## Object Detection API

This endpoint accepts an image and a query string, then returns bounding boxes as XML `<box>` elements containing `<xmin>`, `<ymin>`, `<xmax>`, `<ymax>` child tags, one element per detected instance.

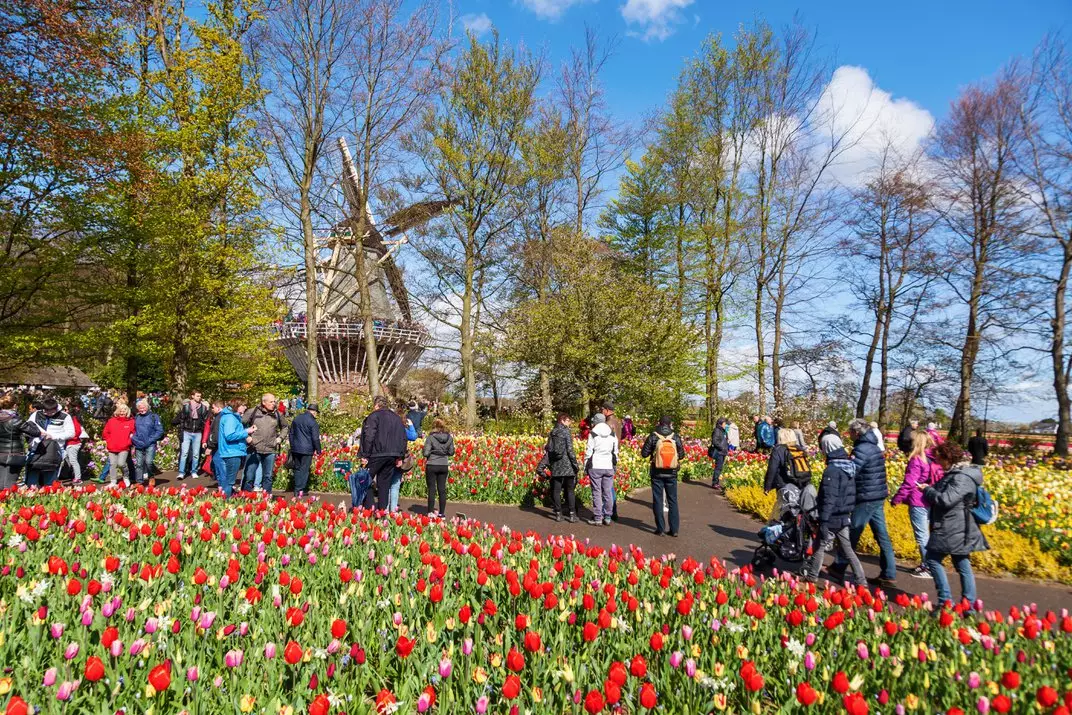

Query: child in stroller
<box><xmin>752</xmin><ymin>482</ymin><xmax>819</xmax><ymax>569</ymax></box>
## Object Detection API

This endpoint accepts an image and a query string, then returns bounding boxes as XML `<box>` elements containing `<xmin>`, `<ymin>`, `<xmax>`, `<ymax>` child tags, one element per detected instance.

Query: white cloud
<box><xmin>817</xmin><ymin>66</ymin><xmax>935</xmax><ymax>187</ymax></box>
<box><xmin>519</xmin><ymin>0</ymin><xmax>590</xmax><ymax>20</ymax></box>
<box><xmin>460</xmin><ymin>12</ymin><xmax>493</xmax><ymax>37</ymax></box>
<box><xmin>621</xmin><ymin>0</ymin><xmax>694</xmax><ymax>42</ymax></box>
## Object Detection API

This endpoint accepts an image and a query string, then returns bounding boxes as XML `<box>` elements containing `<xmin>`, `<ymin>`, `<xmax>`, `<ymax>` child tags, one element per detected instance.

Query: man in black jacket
<box><xmin>358</xmin><ymin>395</ymin><xmax>407</xmax><ymax>510</ymax></box>
<box><xmin>287</xmin><ymin>405</ymin><xmax>322</xmax><ymax>496</ymax></box>
<box><xmin>641</xmin><ymin>416</ymin><xmax>686</xmax><ymax>536</ymax></box>
<box><xmin>897</xmin><ymin>419</ymin><xmax>918</xmax><ymax>455</ymax></box>
<box><xmin>177</xmin><ymin>391</ymin><xmax>209</xmax><ymax>481</ymax></box>
<box><xmin>967</xmin><ymin>429</ymin><xmax>989</xmax><ymax>466</ymax></box>
<box><xmin>708</xmin><ymin>417</ymin><xmax>729</xmax><ymax>489</ymax></box>
<box><xmin>542</xmin><ymin>413</ymin><xmax>579</xmax><ymax>522</ymax></box>
<box><xmin>829</xmin><ymin>418</ymin><xmax>897</xmax><ymax>586</ymax></box>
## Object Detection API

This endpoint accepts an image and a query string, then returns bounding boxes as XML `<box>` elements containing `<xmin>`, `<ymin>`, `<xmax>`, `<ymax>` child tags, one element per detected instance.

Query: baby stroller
<box><xmin>751</xmin><ymin>483</ymin><xmax>819</xmax><ymax>570</ymax></box>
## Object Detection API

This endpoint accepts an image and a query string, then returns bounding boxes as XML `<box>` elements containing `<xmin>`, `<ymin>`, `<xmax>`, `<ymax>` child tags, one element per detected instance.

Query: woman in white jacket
<box><xmin>585</xmin><ymin>414</ymin><xmax>619</xmax><ymax>526</ymax></box>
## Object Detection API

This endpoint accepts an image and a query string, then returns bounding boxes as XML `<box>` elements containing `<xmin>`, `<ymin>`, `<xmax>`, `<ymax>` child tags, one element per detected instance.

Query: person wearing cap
<box><xmin>26</xmin><ymin>397</ymin><xmax>75</xmax><ymax>487</ymax></box>
<box><xmin>584</xmin><ymin>413</ymin><xmax>618</xmax><ymax>526</ymax></box>
<box><xmin>287</xmin><ymin>404</ymin><xmax>322</xmax><ymax>497</ymax></box>
<box><xmin>708</xmin><ymin>417</ymin><xmax>729</xmax><ymax>489</ymax></box>
<box><xmin>799</xmin><ymin>434</ymin><xmax>867</xmax><ymax>586</ymax></box>
<box><xmin>819</xmin><ymin>420</ymin><xmax>839</xmax><ymax>444</ymax></box>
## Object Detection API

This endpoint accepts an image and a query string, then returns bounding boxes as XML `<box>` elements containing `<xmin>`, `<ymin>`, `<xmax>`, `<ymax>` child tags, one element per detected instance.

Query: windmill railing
<box><xmin>272</xmin><ymin>320</ymin><xmax>429</xmax><ymax>345</ymax></box>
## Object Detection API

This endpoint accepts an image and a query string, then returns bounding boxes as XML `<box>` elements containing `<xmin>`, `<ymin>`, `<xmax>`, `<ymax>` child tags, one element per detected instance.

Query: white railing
<box><xmin>273</xmin><ymin>320</ymin><xmax>428</xmax><ymax>344</ymax></box>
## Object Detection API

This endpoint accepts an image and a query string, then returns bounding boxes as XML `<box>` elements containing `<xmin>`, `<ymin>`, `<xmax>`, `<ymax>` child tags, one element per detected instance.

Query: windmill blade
<box><xmin>383</xmin><ymin>199</ymin><xmax>456</xmax><ymax>236</ymax></box>
<box><xmin>380</xmin><ymin>253</ymin><xmax>413</xmax><ymax>323</ymax></box>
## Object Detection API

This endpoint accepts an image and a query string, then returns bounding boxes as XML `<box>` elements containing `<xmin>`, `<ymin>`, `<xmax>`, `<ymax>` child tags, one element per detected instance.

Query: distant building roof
<box><xmin>0</xmin><ymin>365</ymin><xmax>98</xmax><ymax>389</ymax></box>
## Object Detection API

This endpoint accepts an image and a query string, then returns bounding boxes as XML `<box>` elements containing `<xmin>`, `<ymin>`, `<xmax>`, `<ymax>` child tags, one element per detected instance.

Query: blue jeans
<box><xmin>349</xmin><ymin>467</ymin><xmax>370</xmax><ymax>509</ymax></box>
<box><xmin>218</xmin><ymin>456</ymin><xmax>241</xmax><ymax>497</ymax></box>
<box><xmin>134</xmin><ymin>445</ymin><xmax>156</xmax><ymax>485</ymax></box>
<box><xmin>179</xmin><ymin>432</ymin><xmax>202</xmax><ymax>476</ymax></box>
<box><xmin>388</xmin><ymin>469</ymin><xmax>402</xmax><ymax>511</ymax></box>
<box><xmin>834</xmin><ymin>499</ymin><xmax>897</xmax><ymax>580</ymax></box>
<box><xmin>711</xmin><ymin>452</ymin><xmax>726</xmax><ymax>485</ymax></box>
<box><xmin>908</xmin><ymin>506</ymin><xmax>930</xmax><ymax>563</ymax></box>
<box><xmin>925</xmin><ymin>548</ymin><xmax>976</xmax><ymax>605</ymax></box>
<box><xmin>651</xmin><ymin>475</ymin><xmax>679</xmax><ymax>534</ymax></box>
<box><xmin>25</xmin><ymin>468</ymin><xmax>58</xmax><ymax>488</ymax></box>
<box><xmin>243</xmin><ymin>453</ymin><xmax>276</xmax><ymax>493</ymax></box>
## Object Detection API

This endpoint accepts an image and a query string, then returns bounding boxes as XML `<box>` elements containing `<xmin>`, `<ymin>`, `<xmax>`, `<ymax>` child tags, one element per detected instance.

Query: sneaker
<box><xmin>653</xmin><ymin>530</ymin><xmax>664</xmax><ymax>537</ymax></box>
<box><xmin>911</xmin><ymin>565</ymin><xmax>931</xmax><ymax>579</ymax></box>
<box><xmin>867</xmin><ymin>576</ymin><xmax>897</xmax><ymax>589</ymax></box>
<box><xmin>668</xmin><ymin>531</ymin><xmax>679</xmax><ymax>538</ymax></box>
<box><xmin>568</xmin><ymin>515</ymin><xmax>578</xmax><ymax>523</ymax></box>
<box><xmin>603</xmin><ymin>519</ymin><xmax>612</xmax><ymax>526</ymax></box>
<box><xmin>176</xmin><ymin>474</ymin><xmax>186</xmax><ymax>481</ymax></box>
<box><xmin>588</xmin><ymin>518</ymin><xmax>603</xmax><ymax>526</ymax></box>
<box><xmin>123</xmin><ymin>478</ymin><xmax>131</xmax><ymax>487</ymax></box>
<box><xmin>552</xmin><ymin>512</ymin><xmax>561</xmax><ymax>522</ymax></box>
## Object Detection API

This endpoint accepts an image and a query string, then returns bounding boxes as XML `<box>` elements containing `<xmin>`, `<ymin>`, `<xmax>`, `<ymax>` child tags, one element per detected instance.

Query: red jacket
<box><xmin>102</xmin><ymin>416</ymin><xmax>136</xmax><ymax>453</ymax></box>
<box><xmin>66</xmin><ymin>415</ymin><xmax>85</xmax><ymax>447</ymax></box>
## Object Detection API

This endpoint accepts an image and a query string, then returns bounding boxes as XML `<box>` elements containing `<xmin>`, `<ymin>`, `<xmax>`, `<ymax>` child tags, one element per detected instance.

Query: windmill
<box><xmin>275</xmin><ymin>138</ymin><xmax>450</xmax><ymax>395</ymax></box>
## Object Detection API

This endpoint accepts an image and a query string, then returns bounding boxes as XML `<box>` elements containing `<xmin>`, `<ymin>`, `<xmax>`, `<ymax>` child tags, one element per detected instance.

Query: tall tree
<box><xmin>599</xmin><ymin>153</ymin><xmax>672</xmax><ymax>288</ymax></box>
<box><xmin>412</xmin><ymin>33</ymin><xmax>539</xmax><ymax>427</ymax></box>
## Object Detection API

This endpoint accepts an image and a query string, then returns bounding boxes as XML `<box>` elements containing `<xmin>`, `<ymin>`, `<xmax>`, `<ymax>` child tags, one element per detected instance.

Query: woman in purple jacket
<box><xmin>891</xmin><ymin>431</ymin><xmax>942</xmax><ymax>577</ymax></box>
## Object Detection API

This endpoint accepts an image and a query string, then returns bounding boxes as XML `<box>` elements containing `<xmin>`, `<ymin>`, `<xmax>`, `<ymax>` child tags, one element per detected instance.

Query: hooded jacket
<box><xmin>131</xmin><ymin>411</ymin><xmax>163</xmax><ymax>450</ymax></box>
<box><xmin>215</xmin><ymin>407</ymin><xmax>251</xmax><ymax>459</ymax></box>
<box><xmin>0</xmin><ymin>410</ymin><xmax>41</xmax><ymax>466</ymax></box>
<box><xmin>640</xmin><ymin>425</ymin><xmax>685</xmax><ymax>478</ymax></box>
<box><xmin>545</xmin><ymin>423</ymin><xmax>579</xmax><ymax>478</ymax></box>
<box><xmin>850</xmin><ymin>430</ymin><xmax>888</xmax><ymax>503</ymax></box>
<box><xmin>891</xmin><ymin>455</ymin><xmax>941</xmax><ymax>508</ymax></box>
<box><xmin>423</xmin><ymin>431</ymin><xmax>455</xmax><ymax>467</ymax></box>
<box><xmin>923</xmin><ymin>463</ymin><xmax>990</xmax><ymax>555</ymax></box>
<box><xmin>897</xmin><ymin>425</ymin><xmax>915</xmax><ymax>454</ymax></box>
<box><xmin>102</xmin><ymin>415</ymin><xmax>136</xmax><ymax>453</ymax></box>
<box><xmin>816</xmin><ymin>448</ymin><xmax>857</xmax><ymax>530</ymax></box>
<box><xmin>585</xmin><ymin>422</ymin><xmax>619</xmax><ymax>472</ymax></box>
<box><xmin>709</xmin><ymin>426</ymin><xmax>729</xmax><ymax>457</ymax></box>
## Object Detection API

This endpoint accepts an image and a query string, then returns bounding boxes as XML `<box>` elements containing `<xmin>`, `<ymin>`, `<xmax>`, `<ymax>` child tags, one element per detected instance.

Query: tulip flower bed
<box><xmin>717</xmin><ymin>452</ymin><xmax>1072</xmax><ymax>582</ymax></box>
<box><xmin>2</xmin><ymin>487</ymin><xmax>1072</xmax><ymax>715</ymax></box>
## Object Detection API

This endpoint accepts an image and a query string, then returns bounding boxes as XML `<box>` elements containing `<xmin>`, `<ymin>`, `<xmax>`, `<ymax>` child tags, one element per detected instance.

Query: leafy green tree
<box><xmin>599</xmin><ymin>154</ymin><xmax>673</xmax><ymax>289</ymax></box>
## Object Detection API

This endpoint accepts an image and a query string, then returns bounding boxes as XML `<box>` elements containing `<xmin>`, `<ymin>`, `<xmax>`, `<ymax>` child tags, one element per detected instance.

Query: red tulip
<box><xmin>584</xmin><ymin>689</ymin><xmax>604</xmax><ymax>714</ymax></box>
<box><xmin>5</xmin><ymin>696</ymin><xmax>28</xmax><ymax>715</ymax></box>
<box><xmin>148</xmin><ymin>662</ymin><xmax>171</xmax><ymax>692</ymax></box>
<box><xmin>331</xmin><ymin>619</ymin><xmax>347</xmax><ymax>639</ymax></box>
<box><xmin>523</xmin><ymin>631</ymin><xmax>541</xmax><ymax>653</ymax></box>
<box><xmin>503</xmin><ymin>674</ymin><xmax>521</xmax><ymax>700</ymax></box>
<box><xmin>395</xmin><ymin>635</ymin><xmax>415</xmax><ymax>659</ymax></box>
<box><xmin>832</xmin><ymin>671</ymin><xmax>850</xmax><ymax>694</ymax></box>
<box><xmin>84</xmin><ymin>655</ymin><xmax>105</xmax><ymax>682</ymax></box>
<box><xmin>284</xmin><ymin>641</ymin><xmax>303</xmax><ymax>665</ymax></box>
<box><xmin>639</xmin><ymin>682</ymin><xmax>657</xmax><ymax>709</ymax></box>
<box><xmin>796</xmin><ymin>682</ymin><xmax>818</xmax><ymax>706</ymax></box>
<box><xmin>506</xmin><ymin>647</ymin><xmax>525</xmax><ymax>672</ymax></box>
<box><xmin>375</xmin><ymin>689</ymin><xmax>397</xmax><ymax>715</ymax></box>
<box><xmin>1001</xmin><ymin>671</ymin><xmax>1020</xmax><ymax>690</ymax></box>
<box><xmin>309</xmin><ymin>694</ymin><xmax>330</xmax><ymax>715</ymax></box>
<box><xmin>630</xmin><ymin>655</ymin><xmax>647</xmax><ymax>678</ymax></box>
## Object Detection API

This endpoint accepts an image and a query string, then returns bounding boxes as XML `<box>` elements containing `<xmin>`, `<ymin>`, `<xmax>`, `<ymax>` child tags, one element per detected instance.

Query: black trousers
<box><xmin>426</xmin><ymin>465</ymin><xmax>448</xmax><ymax>514</ymax></box>
<box><xmin>550</xmin><ymin>475</ymin><xmax>576</xmax><ymax>516</ymax></box>
<box><xmin>368</xmin><ymin>456</ymin><xmax>397</xmax><ymax>510</ymax></box>
<box><xmin>291</xmin><ymin>453</ymin><xmax>313</xmax><ymax>495</ymax></box>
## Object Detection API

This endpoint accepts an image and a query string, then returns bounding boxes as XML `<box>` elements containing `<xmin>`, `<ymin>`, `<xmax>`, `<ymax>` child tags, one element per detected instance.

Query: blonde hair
<box><xmin>777</xmin><ymin>428</ymin><xmax>798</xmax><ymax>447</ymax></box>
<box><xmin>114</xmin><ymin>404</ymin><xmax>131</xmax><ymax>418</ymax></box>
<box><xmin>908</xmin><ymin>431</ymin><xmax>931</xmax><ymax>463</ymax></box>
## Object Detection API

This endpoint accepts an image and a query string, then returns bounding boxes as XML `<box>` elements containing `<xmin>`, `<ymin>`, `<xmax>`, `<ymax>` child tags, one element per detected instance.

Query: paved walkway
<box><xmin>144</xmin><ymin>471</ymin><xmax>1072</xmax><ymax>613</ymax></box>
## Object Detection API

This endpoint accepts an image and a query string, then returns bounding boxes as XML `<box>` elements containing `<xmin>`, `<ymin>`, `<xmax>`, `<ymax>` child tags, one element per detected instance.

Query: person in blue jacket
<box><xmin>387</xmin><ymin>407</ymin><xmax>418</xmax><ymax>512</ymax></box>
<box><xmin>131</xmin><ymin>399</ymin><xmax>164</xmax><ymax>486</ymax></box>
<box><xmin>215</xmin><ymin>398</ymin><xmax>256</xmax><ymax>497</ymax></box>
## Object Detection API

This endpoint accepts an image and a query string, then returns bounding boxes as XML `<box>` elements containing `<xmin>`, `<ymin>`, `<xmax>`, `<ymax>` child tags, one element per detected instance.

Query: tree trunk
<box><xmin>353</xmin><ymin>241</ymin><xmax>382</xmax><ymax>397</ymax></box>
<box><xmin>771</xmin><ymin>270</ymin><xmax>787</xmax><ymax>411</ymax></box>
<box><xmin>675</xmin><ymin>210</ymin><xmax>686</xmax><ymax>319</ymax></box>
<box><xmin>856</xmin><ymin>312</ymin><xmax>883</xmax><ymax>418</ymax></box>
<box><xmin>949</xmin><ymin>296</ymin><xmax>982</xmax><ymax>445</ymax></box>
<box><xmin>878</xmin><ymin>297</ymin><xmax>894</xmax><ymax>428</ymax></box>
<box><xmin>1052</xmin><ymin>237</ymin><xmax>1072</xmax><ymax>456</ymax></box>
<box><xmin>754</xmin><ymin>280</ymin><xmax>766</xmax><ymax>412</ymax></box>
<box><xmin>539</xmin><ymin>367</ymin><xmax>552</xmax><ymax>426</ymax></box>
<box><xmin>461</xmin><ymin>235</ymin><xmax>477</xmax><ymax>428</ymax></box>
<box><xmin>704</xmin><ymin>229</ymin><xmax>717</xmax><ymax>421</ymax></box>
<box><xmin>300</xmin><ymin>186</ymin><xmax>319</xmax><ymax>404</ymax></box>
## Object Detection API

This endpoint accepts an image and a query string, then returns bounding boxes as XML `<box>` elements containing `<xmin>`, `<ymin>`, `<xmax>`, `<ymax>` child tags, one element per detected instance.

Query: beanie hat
<box><xmin>820</xmin><ymin>434</ymin><xmax>844</xmax><ymax>455</ymax></box>
<box><xmin>592</xmin><ymin>413</ymin><xmax>606</xmax><ymax>425</ymax></box>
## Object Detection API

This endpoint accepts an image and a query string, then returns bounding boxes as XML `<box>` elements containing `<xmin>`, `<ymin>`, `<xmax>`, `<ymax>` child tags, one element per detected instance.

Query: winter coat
<box><xmin>287</xmin><ymin>411</ymin><xmax>322</xmax><ymax>455</ymax></box>
<box><xmin>640</xmin><ymin>425</ymin><xmax>685</xmax><ymax>479</ymax></box>
<box><xmin>584</xmin><ymin>422</ymin><xmax>619</xmax><ymax>472</ymax></box>
<box><xmin>27</xmin><ymin>410</ymin><xmax>74</xmax><ymax>471</ymax></box>
<box><xmin>29</xmin><ymin>410</ymin><xmax>75</xmax><ymax>444</ymax></box>
<box><xmin>727</xmin><ymin>423</ymin><xmax>740</xmax><ymax>449</ymax></box>
<box><xmin>0</xmin><ymin>411</ymin><xmax>41</xmax><ymax>467</ymax></box>
<box><xmin>850</xmin><ymin>430</ymin><xmax>888</xmax><ymax>503</ymax></box>
<box><xmin>923</xmin><ymin>463</ymin><xmax>990</xmax><ymax>555</ymax></box>
<box><xmin>891</xmin><ymin>456</ymin><xmax>941</xmax><ymax>508</ymax></box>
<box><xmin>358</xmin><ymin>408</ymin><xmax>407</xmax><ymax>460</ymax></box>
<box><xmin>756</xmin><ymin>421</ymin><xmax>774</xmax><ymax>449</ymax></box>
<box><xmin>177</xmin><ymin>401</ymin><xmax>210</xmax><ymax>434</ymax></box>
<box><xmin>423</xmin><ymin>431</ymin><xmax>455</xmax><ymax>467</ymax></box>
<box><xmin>102</xmin><ymin>416</ymin><xmax>136</xmax><ymax>453</ymax></box>
<box><xmin>215</xmin><ymin>408</ymin><xmax>251</xmax><ymax>459</ymax></box>
<box><xmin>816</xmin><ymin>448</ymin><xmax>857</xmax><ymax>530</ymax></box>
<box><xmin>708</xmin><ymin>426</ymin><xmax>729</xmax><ymax>457</ymax></box>
<box><xmin>545</xmin><ymin>423</ymin><xmax>579</xmax><ymax>478</ymax></box>
<box><xmin>897</xmin><ymin>425</ymin><xmax>915</xmax><ymax>454</ymax></box>
<box><xmin>131</xmin><ymin>411</ymin><xmax>163</xmax><ymax>450</ymax></box>
<box><xmin>406</xmin><ymin>409</ymin><xmax>427</xmax><ymax>436</ymax></box>
<box><xmin>92</xmin><ymin>395</ymin><xmax>115</xmax><ymax>420</ymax></box>
<box><xmin>763</xmin><ymin>444</ymin><xmax>811</xmax><ymax>492</ymax></box>
<box><xmin>967</xmin><ymin>436</ymin><xmax>989</xmax><ymax>466</ymax></box>
<box><xmin>243</xmin><ymin>405</ymin><xmax>286</xmax><ymax>454</ymax></box>
<box><xmin>66</xmin><ymin>415</ymin><xmax>88</xmax><ymax>447</ymax></box>
<box><xmin>622</xmin><ymin>419</ymin><xmax>636</xmax><ymax>441</ymax></box>
<box><xmin>819</xmin><ymin>425</ymin><xmax>840</xmax><ymax>443</ymax></box>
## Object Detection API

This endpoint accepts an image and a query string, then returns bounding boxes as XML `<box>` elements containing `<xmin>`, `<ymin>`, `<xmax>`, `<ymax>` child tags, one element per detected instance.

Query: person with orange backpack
<box><xmin>640</xmin><ymin>415</ymin><xmax>686</xmax><ymax>537</ymax></box>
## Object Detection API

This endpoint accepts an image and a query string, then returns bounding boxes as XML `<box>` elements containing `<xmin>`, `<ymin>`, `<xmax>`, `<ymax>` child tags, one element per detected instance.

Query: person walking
<box><xmin>242</xmin><ymin>394</ymin><xmax>286</xmax><ymax>496</ymax></box>
<box><xmin>358</xmin><ymin>395</ymin><xmax>407</xmax><ymax>511</ymax></box>
<box><xmin>828</xmin><ymin>418</ymin><xmax>897</xmax><ymax>587</ymax></box>
<box><xmin>763</xmin><ymin>428</ymin><xmax>812</xmax><ymax>523</ymax></box>
<box><xmin>131</xmin><ymin>399</ymin><xmax>163</xmax><ymax>487</ymax></box>
<box><xmin>641</xmin><ymin>416</ymin><xmax>686</xmax><ymax>537</ymax></box>
<box><xmin>422</xmin><ymin>418</ymin><xmax>454</xmax><ymax>517</ymax></box>
<box><xmin>921</xmin><ymin>439</ymin><xmax>990</xmax><ymax>606</ymax></box>
<box><xmin>26</xmin><ymin>397</ymin><xmax>74</xmax><ymax>488</ymax></box>
<box><xmin>897</xmin><ymin>419</ymin><xmax>918</xmax><ymax>454</ymax></box>
<box><xmin>215</xmin><ymin>399</ymin><xmax>256</xmax><ymax>497</ymax></box>
<box><xmin>754</xmin><ymin>415</ymin><xmax>774</xmax><ymax>453</ymax></box>
<box><xmin>799</xmin><ymin>434</ymin><xmax>867</xmax><ymax>586</ymax></box>
<box><xmin>891</xmin><ymin>431</ymin><xmax>940</xmax><ymax>578</ymax></box>
<box><xmin>544</xmin><ymin>413</ymin><xmax>579</xmax><ymax>523</ymax></box>
<box><xmin>708</xmin><ymin>417</ymin><xmax>729</xmax><ymax>489</ymax></box>
<box><xmin>176</xmin><ymin>391</ymin><xmax>209</xmax><ymax>481</ymax></box>
<box><xmin>0</xmin><ymin>393</ymin><xmax>41</xmax><ymax>489</ymax></box>
<box><xmin>967</xmin><ymin>429</ymin><xmax>989</xmax><ymax>466</ymax></box>
<box><xmin>101</xmin><ymin>404</ymin><xmax>136</xmax><ymax>487</ymax></box>
<box><xmin>63</xmin><ymin>409</ymin><xmax>88</xmax><ymax>485</ymax></box>
<box><xmin>387</xmin><ymin>406</ymin><xmax>418</xmax><ymax>512</ymax></box>
<box><xmin>287</xmin><ymin>404</ymin><xmax>321</xmax><ymax>497</ymax></box>
<box><xmin>585</xmin><ymin>413</ymin><xmax>619</xmax><ymax>526</ymax></box>
<box><xmin>600</xmin><ymin>401</ymin><xmax>624</xmax><ymax>521</ymax></box>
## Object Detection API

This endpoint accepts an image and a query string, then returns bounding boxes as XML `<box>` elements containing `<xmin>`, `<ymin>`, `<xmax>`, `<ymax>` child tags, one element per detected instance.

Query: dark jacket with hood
<box><xmin>358</xmin><ymin>408</ymin><xmax>407</xmax><ymax>460</ymax></box>
<box><xmin>850</xmin><ymin>430</ymin><xmax>888</xmax><ymax>503</ymax></box>
<box><xmin>131</xmin><ymin>411</ymin><xmax>164</xmax><ymax>450</ymax></box>
<box><xmin>177</xmin><ymin>400</ymin><xmax>210</xmax><ymax>434</ymax></box>
<box><xmin>897</xmin><ymin>424</ymin><xmax>915</xmax><ymax>454</ymax></box>
<box><xmin>0</xmin><ymin>411</ymin><xmax>41</xmax><ymax>466</ymax></box>
<box><xmin>423</xmin><ymin>430</ymin><xmax>455</xmax><ymax>467</ymax></box>
<box><xmin>544</xmin><ymin>423</ymin><xmax>579</xmax><ymax>478</ymax></box>
<box><xmin>288</xmin><ymin>411</ymin><xmax>322</xmax><ymax>455</ymax></box>
<box><xmin>640</xmin><ymin>425</ymin><xmax>686</xmax><ymax>478</ymax></box>
<box><xmin>708</xmin><ymin>426</ymin><xmax>728</xmax><ymax>457</ymax></box>
<box><xmin>923</xmin><ymin>462</ymin><xmax>990</xmax><ymax>555</ymax></box>
<box><xmin>816</xmin><ymin>448</ymin><xmax>857</xmax><ymax>530</ymax></box>
<box><xmin>763</xmin><ymin>443</ymin><xmax>812</xmax><ymax>492</ymax></box>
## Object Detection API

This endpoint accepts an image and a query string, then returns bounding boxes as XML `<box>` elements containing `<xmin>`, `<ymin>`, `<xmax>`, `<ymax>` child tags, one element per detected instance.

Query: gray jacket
<box><xmin>422</xmin><ymin>431</ymin><xmax>455</xmax><ymax>467</ymax></box>
<box><xmin>923</xmin><ymin>463</ymin><xmax>990</xmax><ymax>556</ymax></box>
<box><xmin>243</xmin><ymin>406</ymin><xmax>286</xmax><ymax>454</ymax></box>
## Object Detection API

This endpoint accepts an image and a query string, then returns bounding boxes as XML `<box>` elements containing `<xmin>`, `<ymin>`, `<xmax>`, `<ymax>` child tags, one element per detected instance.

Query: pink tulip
<box><xmin>977</xmin><ymin>696</ymin><xmax>990</xmax><ymax>714</ymax></box>
<box><xmin>81</xmin><ymin>610</ymin><xmax>94</xmax><ymax>627</ymax></box>
<box><xmin>681</xmin><ymin>625</ymin><xmax>693</xmax><ymax>641</ymax></box>
<box><xmin>225</xmin><ymin>649</ymin><xmax>244</xmax><ymax>668</ymax></box>
<box><xmin>804</xmin><ymin>652</ymin><xmax>816</xmax><ymax>671</ymax></box>
<box><xmin>50</xmin><ymin>623</ymin><xmax>64</xmax><ymax>639</ymax></box>
<box><xmin>669</xmin><ymin>651</ymin><xmax>683</xmax><ymax>668</ymax></box>
<box><xmin>219</xmin><ymin>575</ymin><xmax>230</xmax><ymax>589</ymax></box>
<box><xmin>145</xmin><ymin>618</ymin><xmax>158</xmax><ymax>634</ymax></box>
<box><xmin>213</xmin><ymin>676</ymin><xmax>224</xmax><ymax>688</ymax></box>
<box><xmin>239</xmin><ymin>622</ymin><xmax>249</xmax><ymax>637</ymax></box>
<box><xmin>109</xmin><ymin>639</ymin><xmax>123</xmax><ymax>658</ymax></box>
<box><xmin>392</xmin><ymin>612</ymin><xmax>403</xmax><ymax>627</ymax></box>
<box><xmin>187</xmin><ymin>667</ymin><xmax>199</xmax><ymax>682</ymax></box>
<box><xmin>463</xmin><ymin>638</ymin><xmax>473</xmax><ymax>655</ymax></box>
<box><xmin>101</xmin><ymin>602</ymin><xmax>115</xmax><ymax>618</ymax></box>
<box><xmin>685</xmin><ymin>658</ymin><xmax>697</xmax><ymax>677</ymax></box>
<box><xmin>125</xmin><ymin>607</ymin><xmax>136</xmax><ymax>622</ymax></box>
<box><xmin>199</xmin><ymin>612</ymin><xmax>216</xmax><ymax>629</ymax></box>
<box><xmin>264</xmin><ymin>642</ymin><xmax>277</xmax><ymax>659</ymax></box>
<box><xmin>56</xmin><ymin>680</ymin><xmax>77</xmax><ymax>701</ymax></box>
<box><xmin>439</xmin><ymin>657</ymin><xmax>452</xmax><ymax>679</ymax></box>
<box><xmin>191</xmin><ymin>606</ymin><xmax>201</xmax><ymax>622</ymax></box>
<box><xmin>878</xmin><ymin>644</ymin><xmax>890</xmax><ymax>658</ymax></box>
<box><xmin>129</xmin><ymin>639</ymin><xmax>146</xmax><ymax>656</ymax></box>
<box><xmin>64</xmin><ymin>642</ymin><xmax>79</xmax><ymax>660</ymax></box>
<box><xmin>43</xmin><ymin>667</ymin><xmax>57</xmax><ymax>687</ymax></box>
<box><xmin>857</xmin><ymin>642</ymin><xmax>869</xmax><ymax>660</ymax></box>
<box><xmin>476</xmin><ymin>696</ymin><xmax>489</xmax><ymax>714</ymax></box>
<box><xmin>417</xmin><ymin>691</ymin><xmax>432</xmax><ymax>713</ymax></box>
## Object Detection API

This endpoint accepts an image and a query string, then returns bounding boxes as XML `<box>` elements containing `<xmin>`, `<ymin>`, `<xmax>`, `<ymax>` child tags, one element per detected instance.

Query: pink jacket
<box><xmin>891</xmin><ymin>456</ymin><xmax>942</xmax><ymax>508</ymax></box>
